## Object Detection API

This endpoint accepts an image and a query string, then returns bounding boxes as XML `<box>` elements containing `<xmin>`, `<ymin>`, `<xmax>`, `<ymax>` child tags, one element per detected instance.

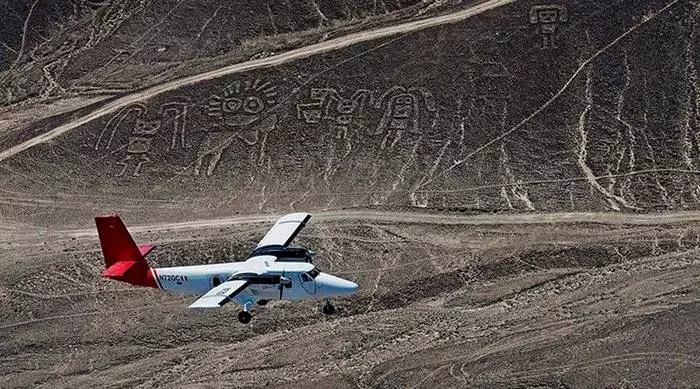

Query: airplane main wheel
<box><xmin>256</xmin><ymin>299</ymin><xmax>269</xmax><ymax>306</ymax></box>
<box><xmin>322</xmin><ymin>301</ymin><xmax>335</xmax><ymax>315</ymax></box>
<box><xmin>238</xmin><ymin>311</ymin><xmax>252</xmax><ymax>324</ymax></box>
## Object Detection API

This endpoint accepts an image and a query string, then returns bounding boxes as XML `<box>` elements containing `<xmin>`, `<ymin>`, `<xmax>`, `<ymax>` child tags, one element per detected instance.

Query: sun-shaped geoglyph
<box><xmin>207</xmin><ymin>79</ymin><xmax>278</xmax><ymax>121</ymax></box>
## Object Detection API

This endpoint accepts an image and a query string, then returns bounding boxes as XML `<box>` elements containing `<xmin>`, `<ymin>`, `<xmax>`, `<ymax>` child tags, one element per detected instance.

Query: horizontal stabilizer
<box><xmin>101</xmin><ymin>261</ymin><xmax>137</xmax><ymax>278</ymax></box>
<box><xmin>138</xmin><ymin>244</ymin><xmax>155</xmax><ymax>257</ymax></box>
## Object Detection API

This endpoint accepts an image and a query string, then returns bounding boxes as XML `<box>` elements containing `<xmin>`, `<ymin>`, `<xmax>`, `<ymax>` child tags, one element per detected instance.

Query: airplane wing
<box><xmin>188</xmin><ymin>279</ymin><xmax>250</xmax><ymax>308</ymax></box>
<box><xmin>256</xmin><ymin>212</ymin><xmax>311</xmax><ymax>249</ymax></box>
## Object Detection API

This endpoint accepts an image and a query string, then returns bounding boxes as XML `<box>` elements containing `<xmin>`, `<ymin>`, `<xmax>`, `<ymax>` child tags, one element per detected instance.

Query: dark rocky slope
<box><xmin>1</xmin><ymin>0</ymin><xmax>697</xmax><ymax>227</ymax></box>
<box><xmin>0</xmin><ymin>0</ymin><xmax>429</xmax><ymax>105</ymax></box>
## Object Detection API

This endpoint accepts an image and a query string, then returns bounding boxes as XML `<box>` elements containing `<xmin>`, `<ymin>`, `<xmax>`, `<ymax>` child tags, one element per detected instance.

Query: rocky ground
<box><xmin>0</xmin><ymin>212</ymin><xmax>699</xmax><ymax>388</ymax></box>
<box><xmin>0</xmin><ymin>0</ymin><xmax>453</xmax><ymax>106</ymax></box>
<box><xmin>0</xmin><ymin>0</ymin><xmax>699</xmax><ymax>387</ymax></box>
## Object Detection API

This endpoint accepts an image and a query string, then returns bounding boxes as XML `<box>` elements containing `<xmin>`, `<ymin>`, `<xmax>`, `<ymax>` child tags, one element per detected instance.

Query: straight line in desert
<box><xmin>51</xmin><ymin>210</ymin><xmax>700</xmax><ymax>238</ymax></box>
<box><xmin>0</xmin><ymin>0</ymin><xmax>513</xmax><ymax>163</ymax></box>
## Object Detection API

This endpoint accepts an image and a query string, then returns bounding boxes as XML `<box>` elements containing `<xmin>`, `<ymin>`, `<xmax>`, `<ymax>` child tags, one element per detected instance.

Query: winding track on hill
<box><xmin>0</xmin><ymin>0</ymin><xmax>513</xmax><ymax>163</ymax></box>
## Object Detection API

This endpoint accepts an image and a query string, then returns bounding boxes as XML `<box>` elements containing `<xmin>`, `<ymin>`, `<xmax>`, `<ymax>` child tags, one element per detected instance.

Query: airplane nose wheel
<box><xmin>238</xmin><ymin>311</ymin><xmax>252</xmax><ymax>324</ymax></box>
<box><xmin>322</xmin><ymin>300</ymin><xmax>335</xmax><ymax>315</ymax></box>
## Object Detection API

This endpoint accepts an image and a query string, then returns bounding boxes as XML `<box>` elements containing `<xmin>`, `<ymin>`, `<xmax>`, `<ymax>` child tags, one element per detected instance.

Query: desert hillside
<box><xmin>1</xmin><ymin>0</ymin><xmax>699</xmax><ymax>227</ymax></box>
<box><xmin>1</xmin><ymin>0</ymin><xmax>699</xmax><ymax>388</ymax></box>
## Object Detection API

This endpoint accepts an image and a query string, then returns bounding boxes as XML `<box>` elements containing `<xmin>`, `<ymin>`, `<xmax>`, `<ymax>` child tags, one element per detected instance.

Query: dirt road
<box><xmin>0</xmin><ymin>0</ymin><xmax>512</xmax><ymax>163</ymax></box>
<box><xmin>24</xmin><ymin>210</ymin><xmax>700</xmax><ymax>240</ymax></box>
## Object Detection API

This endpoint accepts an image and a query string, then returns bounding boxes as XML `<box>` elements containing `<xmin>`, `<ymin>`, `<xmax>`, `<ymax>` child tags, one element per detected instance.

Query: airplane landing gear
<box><xmin>238</xmin><ymin>300</ymin><xmax>254</xmax><ymax>324</ymax></box>
<box><xmin>238</xmin><ymin>311</ymin><xmax>252</xmax><ymax>324</ymax></box>
<box><xmin>322</xmin><ymin>300</ymin><xmax>335</xmax><ymax>315</ymax></box>
<box><xmin>256</xmin><ymin>299</ymin><xmax>269</xmax><ymax>306</ymax></box>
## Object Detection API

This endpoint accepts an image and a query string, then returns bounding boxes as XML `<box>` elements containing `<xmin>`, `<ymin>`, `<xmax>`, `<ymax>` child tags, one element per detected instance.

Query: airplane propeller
<box><xmin>279</xmin><ymin>269</ymin><xmax>291</xmax><ymax>300</ymax></box>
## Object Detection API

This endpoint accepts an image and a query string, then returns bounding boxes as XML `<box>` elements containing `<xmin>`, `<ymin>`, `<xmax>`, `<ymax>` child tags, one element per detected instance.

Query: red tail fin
<box><xmin>95</xmin><ymin>214</ymin><xmax>145</xmax><ymax>267</ymax></box>
<box><xmin>95</xmin><ymin>215</ymin><xmax>158</xmax><ymax>288</ymax></box>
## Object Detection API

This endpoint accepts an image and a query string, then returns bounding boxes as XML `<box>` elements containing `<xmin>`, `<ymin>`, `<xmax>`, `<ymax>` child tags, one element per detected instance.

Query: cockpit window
<box><xmin>308</xmin><ymin>267</ymin><xmax>320</xmax><ymax>279</ymax></box>
<box><xmin>301</xmin><ymin>273</ymin><xmax>312</xmax><ymax>282</ymax></box>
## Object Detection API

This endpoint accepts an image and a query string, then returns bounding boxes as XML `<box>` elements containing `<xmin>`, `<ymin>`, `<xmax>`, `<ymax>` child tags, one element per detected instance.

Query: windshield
<box><xmin>308</xmin><ymin>267</ymin><xmax>320</xmax><ymax>279</ymax></box>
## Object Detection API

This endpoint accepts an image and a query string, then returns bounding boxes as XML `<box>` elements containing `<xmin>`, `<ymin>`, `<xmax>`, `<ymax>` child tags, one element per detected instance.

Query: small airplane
<box><xmin>95</xmin><ymin>212</ymin><xmax>359</xmax><ymax>323</ymax></box>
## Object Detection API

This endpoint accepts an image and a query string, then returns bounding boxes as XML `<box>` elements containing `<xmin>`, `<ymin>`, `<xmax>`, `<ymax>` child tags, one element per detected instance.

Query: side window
<box><xmin>212</xmin><ymin>275</ymin><xmax>222</xmax><ymax>287</ymax></box>
<box><xmin>301</xmin><ymin>273</ymin><xmax>312</xmax><ymax>282</ymax></box>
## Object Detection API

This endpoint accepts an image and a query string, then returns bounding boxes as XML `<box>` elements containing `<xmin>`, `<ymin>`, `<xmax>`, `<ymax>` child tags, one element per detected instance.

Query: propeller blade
<box><xmin>279</xmin><ymin>269</ymin><xmax>284</xmax><ymax>300</ymax></box>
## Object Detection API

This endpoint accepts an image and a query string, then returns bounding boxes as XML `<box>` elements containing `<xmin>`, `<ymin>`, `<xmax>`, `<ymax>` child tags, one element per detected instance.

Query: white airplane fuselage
<box><xmin>153</xmin><ymin>260</ymin><xmax>356</xmax><ymax>302</ymax></box>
